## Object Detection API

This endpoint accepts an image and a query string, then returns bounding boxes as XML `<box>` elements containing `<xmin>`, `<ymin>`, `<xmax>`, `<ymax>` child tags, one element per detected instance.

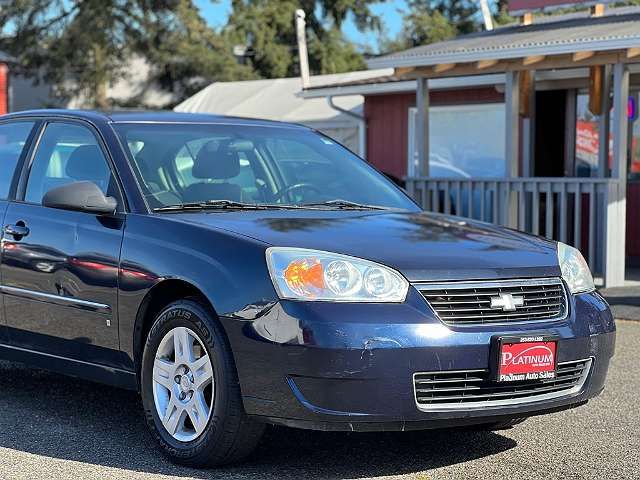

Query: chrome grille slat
<box><xmin>414</xmin><ymin>359</ymin><xmax>592</xmax><ymax>411</ymax></box>
<box><xmin>440</xmin><ymin>303</ymin><xmax>562</xmax><ymax>313</ymax></box>
<box><xmin>416</xmin><ymin>278</ymin><xmax>568</xmax><ymax>325</ymax></box>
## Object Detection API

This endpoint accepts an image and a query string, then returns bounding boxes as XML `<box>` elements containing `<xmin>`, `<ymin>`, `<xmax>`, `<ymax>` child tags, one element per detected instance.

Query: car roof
<box><xmin>0</xmin><ymin>109</ymin><xmax>310</xmax><ymax>129</ymax></box>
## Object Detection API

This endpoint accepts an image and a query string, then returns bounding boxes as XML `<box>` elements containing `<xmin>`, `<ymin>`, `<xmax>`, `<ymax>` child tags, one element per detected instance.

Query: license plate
<box><xmin>496</xmin><ymin>335</ymin><xmax>557</xmax><ymax>382</ymax></box>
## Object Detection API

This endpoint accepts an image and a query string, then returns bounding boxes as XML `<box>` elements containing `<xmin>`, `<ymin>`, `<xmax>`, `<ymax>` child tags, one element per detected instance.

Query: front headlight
<box><xmin>266</xmin><ymin>247</ymin><xmax>409</xmax><ymax>302</ymax></box>
<box><xmin>557</xmin><ymin>242</ymin><xmax>595</xmax><ymax>294</ymax></box>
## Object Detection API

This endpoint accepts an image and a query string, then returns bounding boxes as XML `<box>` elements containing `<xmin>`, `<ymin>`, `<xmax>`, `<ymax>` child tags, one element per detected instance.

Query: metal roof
<box><xmin>174</xmin><ymin>71</ymin><xmax>390</xmax><ymax>128</ymax></box>
<box><xmin>0</xmin><ymin>50</ymin><xmax>16</xmax><ymax>63</ymax></box>
<box><xmin>368</xmin><ymin>7</ymin><xmax>640</xmax><ymax>69</ymax></box>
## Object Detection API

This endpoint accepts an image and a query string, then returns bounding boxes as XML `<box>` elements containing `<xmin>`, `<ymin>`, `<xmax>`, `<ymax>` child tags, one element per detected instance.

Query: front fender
<box><xmin>117</xmin><ymin>213</ymin><xmax>278</xmax><ymax>367</ymax></box>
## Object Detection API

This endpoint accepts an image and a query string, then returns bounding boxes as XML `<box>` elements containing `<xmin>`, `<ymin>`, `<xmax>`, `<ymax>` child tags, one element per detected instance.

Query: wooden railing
<box><xmin>405</xmin><ymin>177</ymin><xmax>626</xmax><ymax>283</ymax></box>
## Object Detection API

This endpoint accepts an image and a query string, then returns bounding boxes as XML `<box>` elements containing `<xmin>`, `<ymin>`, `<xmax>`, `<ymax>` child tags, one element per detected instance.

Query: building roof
<box><xmin>174</xmin><ymin>70</ymin><xmax>389</xmax><ymax>128</ymax></box>
<box><xmin>368</xmin><ymin>6</ymin><xmax>640</xmax><ymax>69</ymax></box>
<box><xmin>0</xmin><ymin>50</ymin><xmax>16</xmax><ymax>63</ymax></box>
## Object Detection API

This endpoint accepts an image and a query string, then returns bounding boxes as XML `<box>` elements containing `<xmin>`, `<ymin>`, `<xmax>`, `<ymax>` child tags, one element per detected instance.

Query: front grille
<box><xmin>414</xmin><ymin>358</ymin><xmax>591</xmax><ymax>411</ymax></box>
<box><xmin>417</xmin><ymin>278</ymin><xmax>568</xmax><ymax>325</ymax></box>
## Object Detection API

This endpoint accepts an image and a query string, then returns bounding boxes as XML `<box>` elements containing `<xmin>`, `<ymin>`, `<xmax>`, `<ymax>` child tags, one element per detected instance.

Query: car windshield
<box><xmin>113</xmin><ymin>123</ymin><xmax>419</xmax><ymax>212</ymax></box>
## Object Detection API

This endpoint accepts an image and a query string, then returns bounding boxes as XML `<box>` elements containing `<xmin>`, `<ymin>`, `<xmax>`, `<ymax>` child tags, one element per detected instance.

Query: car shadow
<box><xmin>0</xmin><ymin>360</ymin><xmax>517</xmax><ymax>479</ymax></box>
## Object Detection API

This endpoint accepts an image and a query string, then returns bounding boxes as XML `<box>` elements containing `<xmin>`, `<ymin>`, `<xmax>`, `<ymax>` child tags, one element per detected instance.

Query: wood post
<box><xmin>416</xmin><ymin>77</ymin><xmax>430</xmax><ymax>177</ymax></box>
<box><xmin>505</xmin><ymin>71</ymin><xmax>520</xmax><ymax>227</ymax></box>
<box><xmin>604</xmin><ymin>63</ymin><xmax>629</xmax><ymax>287</ymax></box>
<box><xmin>597</xmin><ymin>65</ymin><xmax>612</xmax><ymax>178</ymax></box>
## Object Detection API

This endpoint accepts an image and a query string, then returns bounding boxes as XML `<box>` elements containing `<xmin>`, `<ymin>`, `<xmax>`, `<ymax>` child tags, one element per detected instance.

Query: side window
<box><xmin>25</xmin><ymin>122</ymin><xmax>115</xmax><ymax>205</ymax></box>
<box><xmin>0</xmin><ymin>121</ymin><xmax>35</xmax><ymax>199</ymax></box>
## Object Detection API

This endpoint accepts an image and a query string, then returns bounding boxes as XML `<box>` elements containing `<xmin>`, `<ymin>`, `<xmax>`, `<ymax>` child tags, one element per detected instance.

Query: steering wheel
<box><xmin>273</xmin><ymin>183</ymin><xmax>323</xmax><ymax>202</ymax></box>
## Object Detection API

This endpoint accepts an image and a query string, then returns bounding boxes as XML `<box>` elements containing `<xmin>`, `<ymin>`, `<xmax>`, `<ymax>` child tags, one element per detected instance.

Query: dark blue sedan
<box><xmin>0</xmin><ymin>110</ymin><xmax>615</xmax><ymax>467</ymax></box>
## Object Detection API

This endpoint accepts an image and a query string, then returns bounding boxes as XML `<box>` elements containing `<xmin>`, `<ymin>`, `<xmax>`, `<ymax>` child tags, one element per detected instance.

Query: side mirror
<box><xmin>43</xmin><ymin>181</ymin><xmax>118</xmax><ymax>215</ymax></box>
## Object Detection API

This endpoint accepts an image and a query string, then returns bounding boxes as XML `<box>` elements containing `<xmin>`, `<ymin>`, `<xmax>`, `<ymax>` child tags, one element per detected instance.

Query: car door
<box><xmin>1</xmin><ymin>120</ymin><xmax>125</xmax><ymax>367</ymax></box>
<box><xmin>0</xmin><ymin>120</ymin><xmax>39</xmax><ymax>345</ymax></box>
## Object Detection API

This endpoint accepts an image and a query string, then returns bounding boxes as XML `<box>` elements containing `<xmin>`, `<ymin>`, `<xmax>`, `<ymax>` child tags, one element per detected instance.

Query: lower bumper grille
<box><xmin>414</xmin><ymin>358</ymin><xmax>592</xmax><ymax>411</ymax></box>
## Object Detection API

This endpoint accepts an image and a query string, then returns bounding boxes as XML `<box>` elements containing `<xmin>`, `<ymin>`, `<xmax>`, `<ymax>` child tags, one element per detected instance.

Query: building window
<box><xmin>408</xmin><ymin>103</ymin><xmax>506</xmax><ymax>178</ymax></box>
<box><xmin>575</xmin><ymin>91</ymin><xmax>640</xmax><ymax>179</ymax></box>
<box><xmin>574</xmin><ymin>92</ymin><xmax>608</xmax><ymax>177</ymax></box>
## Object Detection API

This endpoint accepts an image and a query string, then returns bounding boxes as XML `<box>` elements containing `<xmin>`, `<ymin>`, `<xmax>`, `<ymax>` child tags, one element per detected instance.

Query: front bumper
<box><xmin>221</xmin><ymin>287</ymin><xmax>616</xmax><ymax>431</ymax></box>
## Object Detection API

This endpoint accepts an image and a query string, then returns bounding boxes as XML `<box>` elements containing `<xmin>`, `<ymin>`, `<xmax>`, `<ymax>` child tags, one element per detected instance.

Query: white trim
<box><xmin>301</xmin><ymin>74</ymin><xmax>505</xmax><ymax>99</ymax></box>
<box><xmin>302</xmin><ymin>65</ymin><xmax>640</xmax><ymax>100</ymax></box>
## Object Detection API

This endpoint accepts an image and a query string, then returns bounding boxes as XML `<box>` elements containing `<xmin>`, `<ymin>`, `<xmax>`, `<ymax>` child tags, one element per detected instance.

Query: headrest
<box><xmin>66</xmin><ymin>145</ymin><xmax>110</xmax><ymax>181</ymax></box>
<box><xmin>192</xmin><ymin>141</ymin><xmax>240</xmax><ymax>180</ymax></box>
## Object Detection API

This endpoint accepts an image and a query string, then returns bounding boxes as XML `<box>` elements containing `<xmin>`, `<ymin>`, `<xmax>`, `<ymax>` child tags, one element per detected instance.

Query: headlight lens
<box><xmin>557</xmin><ymin>242</ymin><xmax>595</xmax><ymax>294</ymax></box>
<box><xmin>266</xmin><ymin>247</ymin><xmax>409</xmax><ymax>302</ymax></box>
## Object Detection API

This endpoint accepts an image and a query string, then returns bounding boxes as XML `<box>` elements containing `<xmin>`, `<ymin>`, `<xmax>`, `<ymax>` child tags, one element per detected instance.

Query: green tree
<box><xmin>381</xmin><ymin>0</ymin><xmax>480</xmax><ymax>53</ymax></box>
<box><xmin>0</xmin><ymin>0</ymin><xmax>254</xmax><ymax>108</ymax></box>
<box><xmin>223</xmin><ymin>0</ymin><xmax>381</xmax><ymax>79</ymax></box>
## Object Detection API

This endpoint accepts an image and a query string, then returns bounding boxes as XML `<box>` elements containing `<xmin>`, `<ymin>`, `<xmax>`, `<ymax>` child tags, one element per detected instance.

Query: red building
<box><xmin>303</xmin><ymin>6</ymin><xmax>640</xmax><ymax>287</ymax></box>
<box><xmin>0</xmin><ymin>52</ymin><xmax>12</xmax><ymax>115</ymax></box>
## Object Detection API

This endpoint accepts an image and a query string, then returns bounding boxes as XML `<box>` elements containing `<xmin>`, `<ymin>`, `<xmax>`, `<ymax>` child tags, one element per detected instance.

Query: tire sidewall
<box><xmin>141</xmin><ymin>300</ymin><xmax>231</xmax><ymax>460</ymax></box>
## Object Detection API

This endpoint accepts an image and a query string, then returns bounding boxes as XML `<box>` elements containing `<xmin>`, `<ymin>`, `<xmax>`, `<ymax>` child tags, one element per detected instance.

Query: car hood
<box><xmin>171</xmin><ymin>210</ymin><xmax>561</xmax><ymax>282</ymax></box>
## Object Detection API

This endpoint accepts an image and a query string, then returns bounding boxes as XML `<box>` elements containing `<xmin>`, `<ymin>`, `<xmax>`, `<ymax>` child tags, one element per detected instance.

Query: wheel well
<box><xmin>133</xmin><ymin>279</ymin><xmax>214</xmax><ymax>383</ymax></box>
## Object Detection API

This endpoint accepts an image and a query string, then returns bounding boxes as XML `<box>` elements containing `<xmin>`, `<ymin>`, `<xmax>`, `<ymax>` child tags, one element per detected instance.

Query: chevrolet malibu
<box><xmin>0</xmin><ymin>110</ymin><xmax>615</xmax><ymax>467</ymax></box>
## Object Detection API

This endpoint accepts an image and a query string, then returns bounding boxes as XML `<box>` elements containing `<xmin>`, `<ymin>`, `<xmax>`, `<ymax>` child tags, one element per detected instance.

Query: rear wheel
<box><xmin>140</xmin><ymin>298</ymin><xmax>265</xmax><ymax>467</ymax></box>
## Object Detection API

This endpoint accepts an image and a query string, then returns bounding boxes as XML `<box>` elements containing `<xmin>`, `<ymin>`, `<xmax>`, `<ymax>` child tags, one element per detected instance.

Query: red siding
<box><xmin>364</xmin><ymin>88</ymin><xmax>504</xmax><ymax>178</ymax></box>
<box><xmin>627</xmin><ymin>182</ymin><xmax>640</xmax><ymax>260</ymax></box>
<box><xmin>0</xmin><ymin>63</ymin><xmax>7</xmax><ymax>115</ymax></box>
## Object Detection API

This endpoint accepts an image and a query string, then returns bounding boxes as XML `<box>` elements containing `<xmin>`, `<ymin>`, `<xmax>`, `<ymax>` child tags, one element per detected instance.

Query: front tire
<box><xmin>140</xmin><ymin>298</ymin><xmax>265</xmax><ymax>467</ymax></box>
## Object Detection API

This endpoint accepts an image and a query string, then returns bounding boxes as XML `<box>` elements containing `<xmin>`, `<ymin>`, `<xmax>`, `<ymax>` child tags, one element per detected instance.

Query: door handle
<box><xmin>4</xmin><ymin>223</ymin><xmax>30</xmax><ymax>239</ymax></box>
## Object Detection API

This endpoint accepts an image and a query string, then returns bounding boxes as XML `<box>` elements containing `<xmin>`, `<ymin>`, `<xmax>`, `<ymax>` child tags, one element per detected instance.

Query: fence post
<box><xmin>603</xmin><ymin>63</ymin><xmax>630</xmax><ymax>287</ymax></box>
<box><xmin>604</xmin><ymin>181</ymin><xmax>625</xmax><ymax>287</ymax></box>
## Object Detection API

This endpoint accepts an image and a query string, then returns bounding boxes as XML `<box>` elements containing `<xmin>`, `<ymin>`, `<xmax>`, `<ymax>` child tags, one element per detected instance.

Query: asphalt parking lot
<box><xmin>0</xmin><ymin>321</ymin><xmax>637</xmax><ymax>480</ymax></box>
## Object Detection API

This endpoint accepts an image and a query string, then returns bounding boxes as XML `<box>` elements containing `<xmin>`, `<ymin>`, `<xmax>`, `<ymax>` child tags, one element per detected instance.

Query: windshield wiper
<box><xmin>153</xmin><ymin>200</ymin><xmax>307</xmax><ymax>212</ymax></box>
<box><xmin>300</xmin><ymin>199</ymin><xmax>388</xmax><ymax>210</ymax></box>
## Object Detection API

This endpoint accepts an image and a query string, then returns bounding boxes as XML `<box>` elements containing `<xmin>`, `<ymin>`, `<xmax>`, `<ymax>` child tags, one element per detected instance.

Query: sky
<box><xmin>193</xmin><ymin>0</ymin><xmax>408</xmax><ymax>52</ymax></box>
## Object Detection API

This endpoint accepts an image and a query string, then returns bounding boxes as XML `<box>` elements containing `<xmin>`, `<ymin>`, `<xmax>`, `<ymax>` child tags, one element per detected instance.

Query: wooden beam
<box><xmin>394</xmin><ymin>67</ymin><xmax>416</xmax><ymax>77</ymax></box>
<box><xmin>591</xmin><ymin>3</ymin><xmax>605</xmax><ymax>17</ymax></box>
<box><xmin>519</xmin><ymin>70</ymin><xmax>533</xmax><ymax>118</ymax></box>
<box><xmin>627</xmin><ymin>47</ymin><xmax>640</xmax><ymax>59</ymax></box>
<box><xmin>521</xmin><ymin>12</ymin><xmax>533</xmax><ymax>25</ymax></box>
<box><xmin>401</xmin><ymin>51</ymin><xmax>626</xmax><ymax>79</ymax></box>
<box><xmin>476</xmin><ymin>59</ymin><xmax>499</xmax><ymax>70</ymax></box>
<box><xmin>522</xmin><ymin>55</ymin><xmax>545</xmax><ymax>66</ymax></box>
<box><xmin>597</xmin><ymin>66</ymin><xmax>611</xmax><ymax>177</ymax></box>
<box><xmin>589</xmin><ymin>65</ymin><xmax>604</xmax><ymax>115</ymax></box>
<box><xmin>573</xmin><ymin>51</ymin><xmax>595</xmax><ymax>62</ymax></box>
<box><xmin>433</xmin><ymin>63</ymin><xmax>456</xmax><ymax>73</ymax></box>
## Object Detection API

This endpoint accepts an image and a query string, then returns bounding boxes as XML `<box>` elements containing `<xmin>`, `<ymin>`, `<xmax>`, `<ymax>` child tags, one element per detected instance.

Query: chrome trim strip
<box><xmin>0</xmin><ymin>343</ymin><xmax>133</xmax><ymax>376</ymax></box>
<box><xmin>0</xmin><ymin>285</ymin><xmax>111</xmax><ymax>314</ymax></box>
<box><xmin>414</xmin><ymin>277</ymin><xmax>569</xmax><ymax>326</ymax></box>
<box><xmin>413</xmin><ymin>358</ymin><xmax>593</xmax><ymax>412</ymax></box>
<box><xmin>413</xmin><ymin>277</ymin><xmax>565</xmax><ymax>290</ymax></box>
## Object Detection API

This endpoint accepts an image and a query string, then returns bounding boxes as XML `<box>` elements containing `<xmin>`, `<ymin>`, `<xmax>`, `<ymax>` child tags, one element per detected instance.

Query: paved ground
<box><xmin>601</xmin><ymin>287</ymin><xmax>640</xmax><ymax>321</ymax></box>
<box><xmin>0</xmin><ymin>322</ymin><xmax>637</xmax><ymax>480</ymax></box>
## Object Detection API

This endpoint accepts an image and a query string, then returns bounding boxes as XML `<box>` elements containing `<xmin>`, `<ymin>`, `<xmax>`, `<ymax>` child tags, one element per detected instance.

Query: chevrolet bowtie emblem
<box><xmin>490</xmin><ymin>293</ymin><xmax>524</xmax><ymax>312</ymax></box>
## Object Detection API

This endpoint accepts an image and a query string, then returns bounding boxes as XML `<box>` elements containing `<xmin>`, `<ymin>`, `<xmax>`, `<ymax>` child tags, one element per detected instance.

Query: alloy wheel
<box><xmin>152</xmin><ymin>326</ymin><xmax>214</xmax><ymax>442</ymax></box>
